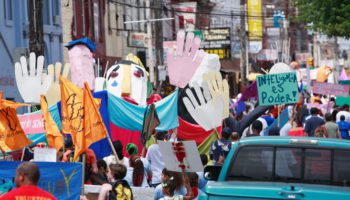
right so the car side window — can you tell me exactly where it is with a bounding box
[333,150,350,186]
[304,149,331,184]
[275,148,302,180]
[228,147,273,181]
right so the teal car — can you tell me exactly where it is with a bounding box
[200,137,350,200]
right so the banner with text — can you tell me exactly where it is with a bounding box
[0,161,82,199]
[257,72,299,106]
[312,81,350,97]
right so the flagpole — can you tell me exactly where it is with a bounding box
[21,147,26,161]
[278,105,281,127]
[81,153,86,195]
[106,135,120,162]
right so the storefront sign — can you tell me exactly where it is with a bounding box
[128,32,147,48]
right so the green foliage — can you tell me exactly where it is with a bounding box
[294,0,350,38]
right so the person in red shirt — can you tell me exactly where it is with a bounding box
[0,162,56,200]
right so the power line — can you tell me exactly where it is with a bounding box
[108,0,294,19]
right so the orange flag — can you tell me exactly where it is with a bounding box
[74,83,107,161]
[40,95,63,151]
[0,91,3,99]
[0,99,32,151]
[60,76,84,145]
[60,77,100,145]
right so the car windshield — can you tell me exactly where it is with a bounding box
[227,146,350,187]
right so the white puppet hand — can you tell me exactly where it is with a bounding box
[45,62,70,106]
[203,71,230,119]
[167,30,205,88]
[183,82,223,131]
[15,52,51,103]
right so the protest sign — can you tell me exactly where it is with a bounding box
[257,72,299,106]
[34,148,57,162]
[18,113,45,134]
[158,140,203,172]
[312,81,350,97]
[0,161,82,199]
[336,80,350,106]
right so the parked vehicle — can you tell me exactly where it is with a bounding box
[200,137,350,200]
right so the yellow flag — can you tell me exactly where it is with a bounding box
[40,95,63,151]
[74,83,107,161]
[0,100,32,151]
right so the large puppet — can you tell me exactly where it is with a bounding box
[66,37,96,90]
[95,57,148,106]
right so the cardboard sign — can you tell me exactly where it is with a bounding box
[336,80,350,106]
[34,148,57,162]
[312,82,350,97]
[257,72,299,106]
[158,140,203,172]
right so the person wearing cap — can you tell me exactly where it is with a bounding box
[209,127,233,165]
[125,143,151,187]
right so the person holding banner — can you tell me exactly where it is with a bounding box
[0,162,56,200]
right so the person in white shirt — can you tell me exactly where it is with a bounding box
[103,140,129,168]
[336,105,350,123]
[146,132,166,187]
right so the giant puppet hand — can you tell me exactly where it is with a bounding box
[15,52,51,103]
[45,62,70,106]
[203,72,230,119]
[167,30,205,88]
[183,82,223,131]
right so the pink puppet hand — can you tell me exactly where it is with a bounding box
[167,30,205,88]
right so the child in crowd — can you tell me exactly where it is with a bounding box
[98,163,132,200]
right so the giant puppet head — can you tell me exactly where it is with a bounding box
[105,60,148,105]
[66,37,96,89]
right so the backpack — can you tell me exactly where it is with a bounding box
[109,180,133,200]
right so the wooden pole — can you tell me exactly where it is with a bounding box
[81,153,86,195]
[21,147,26,161]
[277,105,281,127]
[106,135,120,162]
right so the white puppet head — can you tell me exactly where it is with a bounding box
[189,53,220,87]
[106,60,148,105]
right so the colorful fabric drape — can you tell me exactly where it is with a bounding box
[177,117,222,145]
[108,90,179,131]
[110,122,142,158]
[40,96,63,151]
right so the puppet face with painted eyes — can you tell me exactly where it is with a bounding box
[106,60,148,105]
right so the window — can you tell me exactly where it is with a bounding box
[227,146,350,187]
[304,149,331,183]
[43,0,51,25]
[4,0,13,24]
[333,150,350,186]
[275,148,302,180]
[228,147,273,181]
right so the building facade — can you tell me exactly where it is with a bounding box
[0,0,62,108]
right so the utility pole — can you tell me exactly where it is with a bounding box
[146,0,155,85]
[239,1,248,85]
[154,0,164,88]
[29,0,44,56]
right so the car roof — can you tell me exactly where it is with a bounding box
[237,136,350,149]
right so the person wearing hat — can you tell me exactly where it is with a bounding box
[125,143,151,187]
[209,127,233,165]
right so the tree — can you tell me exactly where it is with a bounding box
[294,0,350,38]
